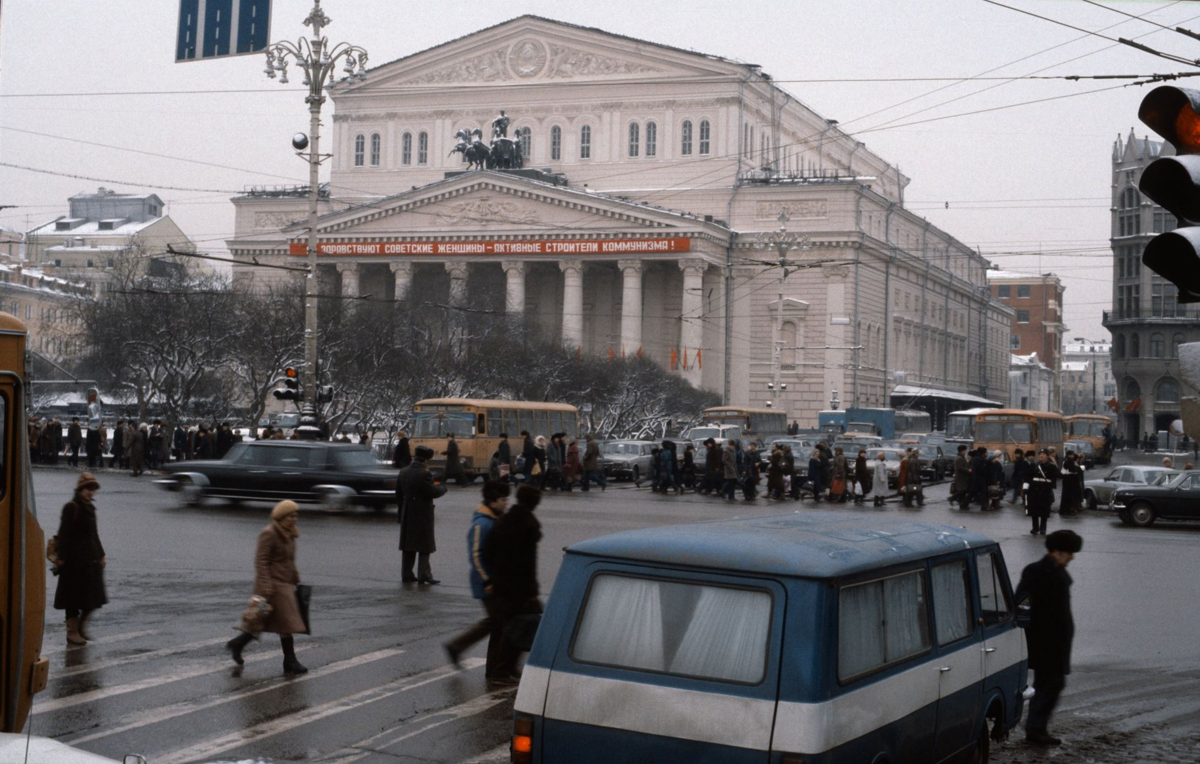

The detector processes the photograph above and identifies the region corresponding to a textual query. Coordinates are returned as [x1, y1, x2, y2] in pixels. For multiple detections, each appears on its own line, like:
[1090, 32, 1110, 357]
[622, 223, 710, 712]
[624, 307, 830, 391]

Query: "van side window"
[571, 574, 773, 685]
[976, 552, 1012, 626]
[931, 560, 973, 645]
[838, 570, 930, 680]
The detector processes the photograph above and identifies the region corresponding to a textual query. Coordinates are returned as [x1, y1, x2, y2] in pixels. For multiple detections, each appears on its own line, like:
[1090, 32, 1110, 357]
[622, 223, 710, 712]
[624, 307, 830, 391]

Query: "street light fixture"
[756, 211, 810, 407]
[264, 0, 367, 437]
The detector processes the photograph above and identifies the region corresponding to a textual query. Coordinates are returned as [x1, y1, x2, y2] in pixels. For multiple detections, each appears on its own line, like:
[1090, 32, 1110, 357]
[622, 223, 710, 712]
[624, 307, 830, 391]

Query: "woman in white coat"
[871, 452, 889, 507]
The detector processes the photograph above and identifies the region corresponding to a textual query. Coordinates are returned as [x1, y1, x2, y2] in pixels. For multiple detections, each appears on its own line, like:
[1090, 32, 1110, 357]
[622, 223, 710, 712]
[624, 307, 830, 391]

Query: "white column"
[445, 262, 469, 356]
[679, 260, 706, 386]
[336, 261, 360, 299]
[560, 260, 584, 348]
[445, 262, 469, 307]
[389, 261, 413, 303]
[502, 261, 526, 316]
[618, 259, 643, 356]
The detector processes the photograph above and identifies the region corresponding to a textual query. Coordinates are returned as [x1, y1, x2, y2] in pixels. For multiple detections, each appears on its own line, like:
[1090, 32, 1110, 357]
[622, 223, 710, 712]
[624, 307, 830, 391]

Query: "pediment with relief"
[398, 38, 664, 86]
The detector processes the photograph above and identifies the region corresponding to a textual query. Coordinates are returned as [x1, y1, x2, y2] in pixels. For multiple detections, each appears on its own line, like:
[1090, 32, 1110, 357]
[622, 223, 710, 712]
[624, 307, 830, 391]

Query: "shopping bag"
[295, 584, 312, 635]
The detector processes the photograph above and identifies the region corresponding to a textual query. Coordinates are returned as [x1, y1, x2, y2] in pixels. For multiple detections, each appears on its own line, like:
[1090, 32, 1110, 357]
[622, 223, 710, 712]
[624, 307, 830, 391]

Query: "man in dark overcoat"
[393, 430, 411, 469]
[1016, 529, 1082, 747]
[397, 445, 447, 584]
[67, 417, 83, 468]
[951, 444, 971, 509]
[54, 472, 107, 645]
[1059, 452, 1084, 516]
[1026, 449, 1060, 535]
[443, 432, 466, 485]
[969, 447, 989, 508]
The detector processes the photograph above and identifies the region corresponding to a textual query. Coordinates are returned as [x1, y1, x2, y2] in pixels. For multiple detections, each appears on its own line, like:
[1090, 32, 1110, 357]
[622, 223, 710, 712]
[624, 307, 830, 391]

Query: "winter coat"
[443, 439, 464, 479]
[855, 456, 871, 491]
[722, 448, 738, 479]
[832, 454, 847, 482]
[252, 524, 306, 635]
[111, 427, 125, 459]
[583, 440, 600, 471]
[783, 450, 796, 477]
[767, 452, 785, 493]
[522, 436, 536, 473]
[128, 429, 146, 470]
[466, 505, 500, 600]
[906, 456, 922, 487]
[396, 462, 447, 553]
[488, 502, 542, 603]
[53, 495, 107, 612]
[872, 460, 888, 494]
[969, 454, 989, 494]
[497, 439, 512, 467]
[1026, 461, 1060, 518]
[194, 431, 214, 460]
[173, 427, 187, 453]
[819, 450, 831, 483]
[952, 454, 970, 493]
[808, 457, 824, 488]
[1012, 458, 1031, 491]
[565, 443, 582, 479]
[216, 429, 234, 458]
[546, 441, 563, 470]
[897, 459, 908, 491]
[393, 437, 411, 469]
[705, 445, 722, 476]
[987, 459, 1004, 487]
[68, 423, 82, 449]
[1015, 555, 1074, 674]
[1060, 459, 1084, 510]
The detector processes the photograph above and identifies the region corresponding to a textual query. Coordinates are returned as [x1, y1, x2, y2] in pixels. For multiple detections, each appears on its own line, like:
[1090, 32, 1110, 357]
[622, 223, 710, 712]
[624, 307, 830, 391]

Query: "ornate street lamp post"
[264, 0, 367, 435]
[755, 211, 809, 408]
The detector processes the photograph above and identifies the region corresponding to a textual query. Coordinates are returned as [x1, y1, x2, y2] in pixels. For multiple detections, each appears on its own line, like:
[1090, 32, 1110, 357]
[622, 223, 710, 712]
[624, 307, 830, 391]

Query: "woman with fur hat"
[226, 500, 308, 674]
[53, 472, 107, 645]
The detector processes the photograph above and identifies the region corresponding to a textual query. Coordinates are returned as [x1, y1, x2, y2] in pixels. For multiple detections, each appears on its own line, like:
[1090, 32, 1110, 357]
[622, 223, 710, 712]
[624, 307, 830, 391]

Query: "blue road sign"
[176, 0, 271, 62]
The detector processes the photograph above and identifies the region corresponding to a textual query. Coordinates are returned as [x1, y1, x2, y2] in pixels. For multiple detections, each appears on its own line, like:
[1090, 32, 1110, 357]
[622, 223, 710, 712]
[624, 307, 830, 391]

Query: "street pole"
[265, 0, 367, 436]
[755, 211, 809, 411]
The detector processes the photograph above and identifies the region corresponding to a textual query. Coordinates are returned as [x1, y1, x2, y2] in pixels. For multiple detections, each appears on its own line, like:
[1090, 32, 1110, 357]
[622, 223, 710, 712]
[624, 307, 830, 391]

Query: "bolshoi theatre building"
[228, 15, 1012, 426]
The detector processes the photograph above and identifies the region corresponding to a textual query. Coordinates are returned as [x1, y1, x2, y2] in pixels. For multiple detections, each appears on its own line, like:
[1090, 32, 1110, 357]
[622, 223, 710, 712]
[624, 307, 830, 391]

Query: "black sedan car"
[156, 441, 398, 510]
[1110, 470, 1200, 527]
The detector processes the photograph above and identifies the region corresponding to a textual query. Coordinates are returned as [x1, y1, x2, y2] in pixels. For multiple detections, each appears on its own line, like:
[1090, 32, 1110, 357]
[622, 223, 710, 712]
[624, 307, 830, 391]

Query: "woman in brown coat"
[226, 500, 308, 674]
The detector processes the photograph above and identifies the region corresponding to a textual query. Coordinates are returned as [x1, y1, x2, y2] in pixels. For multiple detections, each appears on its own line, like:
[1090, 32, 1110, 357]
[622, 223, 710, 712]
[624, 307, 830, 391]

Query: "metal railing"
[1103, 308, 1200, 323]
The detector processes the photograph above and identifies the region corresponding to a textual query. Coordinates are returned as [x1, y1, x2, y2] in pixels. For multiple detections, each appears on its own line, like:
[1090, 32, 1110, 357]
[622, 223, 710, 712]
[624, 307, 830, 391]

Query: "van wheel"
[968, 720, 990, 764]
[1085, 491, 1097, 511]
[1129, 502, 1156, 527]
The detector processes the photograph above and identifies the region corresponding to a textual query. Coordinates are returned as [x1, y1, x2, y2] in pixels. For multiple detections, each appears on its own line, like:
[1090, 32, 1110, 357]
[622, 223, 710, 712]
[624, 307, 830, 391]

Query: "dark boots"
[282, 635, 308, 675]
[226, 631, 254, 666]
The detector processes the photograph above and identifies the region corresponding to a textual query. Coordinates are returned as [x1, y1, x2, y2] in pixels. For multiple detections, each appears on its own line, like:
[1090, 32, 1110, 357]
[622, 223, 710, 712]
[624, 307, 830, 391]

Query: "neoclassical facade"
[228, 16, 1011, 424]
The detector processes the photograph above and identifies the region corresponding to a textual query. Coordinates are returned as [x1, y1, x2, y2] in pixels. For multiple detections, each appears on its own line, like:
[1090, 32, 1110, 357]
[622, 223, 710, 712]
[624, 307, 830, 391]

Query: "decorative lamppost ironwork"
[264, 0, 367, 436]
[755, 211, 810, 407]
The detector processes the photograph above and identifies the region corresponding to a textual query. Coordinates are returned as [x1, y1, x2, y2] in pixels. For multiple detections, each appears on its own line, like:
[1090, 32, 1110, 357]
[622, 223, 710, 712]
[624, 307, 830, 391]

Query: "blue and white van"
[511, 513, 1026, 763]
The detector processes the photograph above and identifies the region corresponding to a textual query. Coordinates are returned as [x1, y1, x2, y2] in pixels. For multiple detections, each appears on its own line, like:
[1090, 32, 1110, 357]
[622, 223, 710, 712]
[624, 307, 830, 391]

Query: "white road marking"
[42, 629, 159, 655]
[54, 637, 228, 678]
[35, 643, 315, 714]
[164, 657, 487, 763]
[462, 743, 512, 764]
[69, 648, 405, 745]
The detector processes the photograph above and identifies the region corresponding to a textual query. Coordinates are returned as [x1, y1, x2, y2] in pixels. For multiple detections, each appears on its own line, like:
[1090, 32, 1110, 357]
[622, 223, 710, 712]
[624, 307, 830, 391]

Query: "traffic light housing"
[273, 367, 300, 402]
[317, 385, 334, 404]
[1137, 86, 1200, 302]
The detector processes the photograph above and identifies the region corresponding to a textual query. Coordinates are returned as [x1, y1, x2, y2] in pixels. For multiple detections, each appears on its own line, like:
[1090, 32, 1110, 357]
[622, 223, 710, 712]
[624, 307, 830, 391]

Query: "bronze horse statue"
[450, 128, 490, 170]
[487, 136, 523, 170]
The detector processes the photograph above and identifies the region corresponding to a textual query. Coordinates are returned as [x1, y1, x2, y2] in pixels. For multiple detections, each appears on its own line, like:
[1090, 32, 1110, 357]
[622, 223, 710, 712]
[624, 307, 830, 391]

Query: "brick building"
[988, 271, 1066, 409]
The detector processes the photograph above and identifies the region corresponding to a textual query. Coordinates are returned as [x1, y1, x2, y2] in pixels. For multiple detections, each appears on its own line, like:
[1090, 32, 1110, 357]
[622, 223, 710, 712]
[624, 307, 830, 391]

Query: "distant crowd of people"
[29, 417, 250, 476]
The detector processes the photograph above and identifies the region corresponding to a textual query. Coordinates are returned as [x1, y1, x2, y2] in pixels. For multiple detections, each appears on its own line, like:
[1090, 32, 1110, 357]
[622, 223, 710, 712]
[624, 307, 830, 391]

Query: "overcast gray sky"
[2, 0, 1194, 339]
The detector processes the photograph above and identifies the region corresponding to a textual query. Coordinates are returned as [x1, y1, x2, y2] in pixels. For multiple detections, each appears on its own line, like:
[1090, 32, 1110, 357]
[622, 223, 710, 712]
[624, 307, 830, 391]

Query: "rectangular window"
[1010, 334, 1020, 350]
[645, 121, 657, 157]
[402, 133, 412, 165]
[564, 412, 578, 438]
[418, 132, 428, 164]
[503, 410, 519, 437]
[486, 409, 501, 436]
[681, 121, 693, 156]
[699, 120, 711, 155]
[838, 570, 930, 680]
[997, 285, 1010, 298]
[550, 126, 561, 161]
[580, 125, 591, 160]
[571, 574, 773, 684]
[629, 123, 640, 157]
[1017, 284, 1031, 298]
[932, 560, 973, 645]
[1017, 310, 1030, 323]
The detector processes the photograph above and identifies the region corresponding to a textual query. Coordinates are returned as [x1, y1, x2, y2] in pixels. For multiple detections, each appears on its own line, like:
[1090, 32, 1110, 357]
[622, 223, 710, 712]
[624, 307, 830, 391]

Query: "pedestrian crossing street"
[34, 626, 517, 763]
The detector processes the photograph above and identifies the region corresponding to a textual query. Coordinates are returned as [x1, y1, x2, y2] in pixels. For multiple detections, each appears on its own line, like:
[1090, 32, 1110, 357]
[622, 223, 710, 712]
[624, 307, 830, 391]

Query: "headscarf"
[270, 500, 300, 538]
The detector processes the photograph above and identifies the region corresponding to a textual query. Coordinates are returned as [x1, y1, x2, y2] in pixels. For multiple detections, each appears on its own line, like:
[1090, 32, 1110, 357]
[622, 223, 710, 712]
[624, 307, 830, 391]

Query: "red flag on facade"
[696, 349, 702, 369]
[1107, 397, 1119, 412]
[1126, 397, 1141, 412]
[682, 348, 689, 369]
[670, 349, 678, 370]
[607, 347, 615, 363]
[637, 347, 643, 359]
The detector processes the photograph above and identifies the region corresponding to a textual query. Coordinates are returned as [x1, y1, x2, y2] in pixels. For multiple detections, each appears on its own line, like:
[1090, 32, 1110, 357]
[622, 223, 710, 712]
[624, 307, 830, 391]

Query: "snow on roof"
[1064, 341, 1110, 353]
[987, 270, 1061, 281]
[29, 217, 159, 237]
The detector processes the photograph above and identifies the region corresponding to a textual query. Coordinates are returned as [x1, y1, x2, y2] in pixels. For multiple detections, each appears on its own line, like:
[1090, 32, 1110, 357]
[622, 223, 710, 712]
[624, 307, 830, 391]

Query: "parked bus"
[0, 313, 49, 734]
[1065, 414, 1114, 464]
[945, 407, 993, 444]
[701, 407, 788, 439]
[410, 398, 580, 480]
[973, 409, 1064, 461]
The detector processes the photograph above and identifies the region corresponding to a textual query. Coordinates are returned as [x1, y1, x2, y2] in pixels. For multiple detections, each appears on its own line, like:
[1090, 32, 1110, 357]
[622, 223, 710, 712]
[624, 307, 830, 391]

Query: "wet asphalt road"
[24, 459, 1200, 763]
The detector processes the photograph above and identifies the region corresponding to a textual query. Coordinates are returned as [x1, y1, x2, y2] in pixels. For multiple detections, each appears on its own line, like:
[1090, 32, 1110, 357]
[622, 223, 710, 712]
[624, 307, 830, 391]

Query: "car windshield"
[602, 442, 643, 455]
[332, 448, 380, 469]
[1151, 470, 1180, 486]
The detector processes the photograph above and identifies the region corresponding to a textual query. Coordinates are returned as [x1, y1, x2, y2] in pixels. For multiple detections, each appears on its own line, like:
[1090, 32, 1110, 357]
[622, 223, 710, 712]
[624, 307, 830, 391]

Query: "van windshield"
[571, 574, 772, 685]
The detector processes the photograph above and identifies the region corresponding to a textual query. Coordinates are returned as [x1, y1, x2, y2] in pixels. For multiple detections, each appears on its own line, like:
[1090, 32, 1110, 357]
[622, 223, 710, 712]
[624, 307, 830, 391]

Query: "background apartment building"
[988, 270, 1066, 409]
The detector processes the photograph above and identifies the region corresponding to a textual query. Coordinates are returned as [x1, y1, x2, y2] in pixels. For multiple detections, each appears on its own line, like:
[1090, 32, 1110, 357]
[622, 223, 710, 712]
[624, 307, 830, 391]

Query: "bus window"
[547, 411, 562, 434]
[564, 412, 578, 439]
[518, 410, 532, 435]
[444, 415, 475, 438]
[536, 411, 550, 437]
[1007, 422, 1032, 442]
[504, 410, 519, 436]
[977, 422, 1004, 441]
[413, 415, 441, 437]
[477, 413, 486, 436]
[487, 409, 501, 433]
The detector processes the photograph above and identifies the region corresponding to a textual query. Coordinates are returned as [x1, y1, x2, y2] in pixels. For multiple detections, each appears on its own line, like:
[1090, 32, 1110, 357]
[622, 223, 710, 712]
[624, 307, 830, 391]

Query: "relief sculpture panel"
[755, 200, 828, 221]
[432, 197, 541, 226]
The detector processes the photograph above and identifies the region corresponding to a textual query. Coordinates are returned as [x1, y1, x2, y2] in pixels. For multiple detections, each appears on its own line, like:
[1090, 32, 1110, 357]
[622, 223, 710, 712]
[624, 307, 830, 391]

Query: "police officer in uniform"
[1025, 448, 1060, 536]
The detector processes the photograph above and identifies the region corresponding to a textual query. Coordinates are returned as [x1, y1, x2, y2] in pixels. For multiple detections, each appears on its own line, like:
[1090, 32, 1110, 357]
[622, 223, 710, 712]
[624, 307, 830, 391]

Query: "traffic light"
[1137, 86, 1200, 302]
[273, 367, 300, 402]
[317, 385, 334, 404]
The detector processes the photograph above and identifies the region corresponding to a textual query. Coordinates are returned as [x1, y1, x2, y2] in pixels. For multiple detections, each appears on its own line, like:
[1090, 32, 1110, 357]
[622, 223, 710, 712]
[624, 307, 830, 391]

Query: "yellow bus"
[1065, 414, 1114, 464]
[973, 409, 1064, 461]
[699, 407, 788, 439]
[0, 313, 49, 733]
[410, 398, 581, 480]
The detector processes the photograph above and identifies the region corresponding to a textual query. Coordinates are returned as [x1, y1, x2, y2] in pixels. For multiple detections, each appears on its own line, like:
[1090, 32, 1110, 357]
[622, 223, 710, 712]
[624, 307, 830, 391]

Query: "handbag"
[831, 478, 846, 495]
[295, 584, 312, 635]
[531, 461, 542, 477]
[238, 595, 272, 635]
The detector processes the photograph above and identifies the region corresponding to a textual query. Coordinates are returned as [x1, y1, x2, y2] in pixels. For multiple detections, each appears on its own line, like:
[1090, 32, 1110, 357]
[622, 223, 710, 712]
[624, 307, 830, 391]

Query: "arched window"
[781, 321, 798, 365]
[645, 121, 657, 157]
[1156, 377, 1181, 404]
[417, 132, 428, 164]
[354, 134, 365, 167]
[628, 123, 640, 157]
[579, 124, 591, 159]
[550, 125, 562, 161]
[369, 133, 381, 166]
[1130, 332, 1140, 358]
[681, 120, 693, 156]
[1172, 332, 1185, 357]
[1115, 334, 1126, 359]
[699, 119, 711, 155]
[1125, 378, 1141, 401]
[401, 132, 412, 165]
[517, 126, 531, 161]
[1149, 332, 1165, 358]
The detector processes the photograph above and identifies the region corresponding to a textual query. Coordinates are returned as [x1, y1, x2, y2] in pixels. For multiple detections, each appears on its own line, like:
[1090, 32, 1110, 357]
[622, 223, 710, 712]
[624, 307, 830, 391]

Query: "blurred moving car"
[1111, 470, 1200, 526]
[599, 440, 656, 482]
[1084, 465, 1177, 510]
[155, 441, 397, 510]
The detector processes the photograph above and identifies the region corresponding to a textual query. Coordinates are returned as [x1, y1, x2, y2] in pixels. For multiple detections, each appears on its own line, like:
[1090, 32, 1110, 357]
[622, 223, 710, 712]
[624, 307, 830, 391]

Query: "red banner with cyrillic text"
[287, 237, 691, 257]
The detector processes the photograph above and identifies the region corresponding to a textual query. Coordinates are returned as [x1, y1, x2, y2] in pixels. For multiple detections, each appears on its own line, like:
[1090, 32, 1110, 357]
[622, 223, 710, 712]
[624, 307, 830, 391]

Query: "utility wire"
[1079, 0, 1200, 41]
[0, 161, 240, 194]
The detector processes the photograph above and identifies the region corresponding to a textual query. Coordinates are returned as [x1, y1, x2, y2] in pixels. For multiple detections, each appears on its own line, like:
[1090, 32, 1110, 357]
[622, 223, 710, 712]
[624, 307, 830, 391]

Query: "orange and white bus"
[410, 398, 580, 480]
[1065, 414, 1114, 464]
[973, 409, 1064, 461]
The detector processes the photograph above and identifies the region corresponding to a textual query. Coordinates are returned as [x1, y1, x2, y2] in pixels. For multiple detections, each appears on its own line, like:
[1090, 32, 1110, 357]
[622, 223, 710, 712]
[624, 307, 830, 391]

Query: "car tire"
[1129, 502, 1156, 527]
[180, 478, 204, 507]
[1085, 491, 1097, 511]
[632, 466, 640, 484]
[318, 486, 352, 511]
